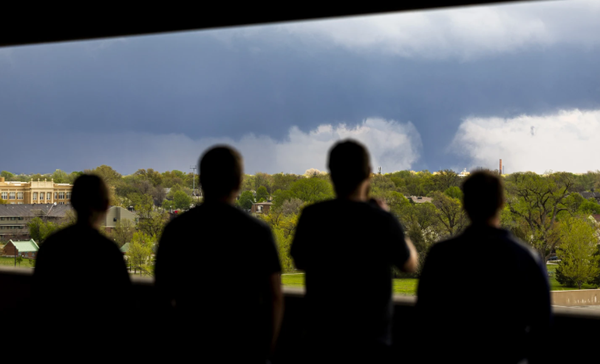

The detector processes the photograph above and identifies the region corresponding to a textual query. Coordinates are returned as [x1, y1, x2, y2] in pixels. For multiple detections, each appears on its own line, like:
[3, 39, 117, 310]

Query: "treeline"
[6, 167, 600, 287]
[238, 169, 600, 287]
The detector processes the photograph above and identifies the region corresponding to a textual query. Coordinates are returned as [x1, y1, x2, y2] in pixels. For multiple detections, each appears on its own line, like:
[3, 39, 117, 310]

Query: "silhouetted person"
[416, 171, 551, 364]
[290, 139, 418, 364]
[33, 174, 131, 359]
[155, 145, 283, 364]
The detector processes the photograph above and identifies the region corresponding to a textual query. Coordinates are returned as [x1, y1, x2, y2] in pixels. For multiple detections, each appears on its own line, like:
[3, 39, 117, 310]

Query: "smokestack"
[499, 159, 503, 175]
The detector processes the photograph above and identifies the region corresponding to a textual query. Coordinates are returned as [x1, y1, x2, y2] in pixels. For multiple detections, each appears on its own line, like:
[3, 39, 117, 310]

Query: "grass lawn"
[281, 273, 304, 287]
[0, 256, 35, 268]
[393, 279, 418, 295]
[282, 273, 419, 295]
[546, 264, 596, 291]
[282, 266, 594, 294]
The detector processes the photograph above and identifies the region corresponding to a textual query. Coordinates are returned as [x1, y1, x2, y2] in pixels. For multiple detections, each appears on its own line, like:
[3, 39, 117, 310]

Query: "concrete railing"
[551, 289, 600, 306]
[2, 266, 600, 363]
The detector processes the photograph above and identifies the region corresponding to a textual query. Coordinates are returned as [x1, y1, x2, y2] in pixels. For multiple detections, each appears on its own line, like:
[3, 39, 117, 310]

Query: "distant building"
[100, 206, 138, 233]
[581, 192, 600, 204]
[251, 202, 272, 214]
[0, 204, 73, 241]
[0, 177, 72, 205]
[458, 168, 470, 178]
[409, 196, 433, 204]
[3, 239, 39, 259]
[120, 242, 130, 255]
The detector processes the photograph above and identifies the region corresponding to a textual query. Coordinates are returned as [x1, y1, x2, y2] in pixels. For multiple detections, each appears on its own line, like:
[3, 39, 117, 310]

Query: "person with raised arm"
[291, 139, 418, 364]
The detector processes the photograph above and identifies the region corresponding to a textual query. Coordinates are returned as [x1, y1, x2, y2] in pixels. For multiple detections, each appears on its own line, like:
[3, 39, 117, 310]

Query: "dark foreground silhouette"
[32, 175, 131, 360]
[155, 146, 282, 364]
[291, 140, 417, 364]
[416, 171, 551, 364]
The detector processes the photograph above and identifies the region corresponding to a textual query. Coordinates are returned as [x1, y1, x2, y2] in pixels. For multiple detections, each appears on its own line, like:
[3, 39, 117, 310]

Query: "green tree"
[237, 191, 255, 210]
[240, 174, 256, 192]
[271, 173, 301, 192]
[138, 210, 169, 240]
[133, 168, 163, 187]
[433, 170, 461, 192]
[162, 200, 175, 211]
[431, 191, 466, 237]
[133, 197, 169, 239]
[86, 165, 122, 187]
[370, 175, 398, 199]
[562, 192, 585, 214]
[0, 198, 7, 204]
[111, 219, 135, 248]
[273, 227, 294, 272]
[578, 199, 600, 215]
[127, 232, 155, 275]
[256, 186, 269, 201]
[505, 172, 575, 261]
[555, 216, 600, 289]
[254, 172, 274, 194]
[51, 169, 69, 183]
[1, 171, 15, 179]
[399, 202, 442, 277]
[173, 190, 193, 210]
[288, 178, 334, 204]
[386, 192, 412, 219]
[162, 170, 186, 188]
[278, 198, 304, 216]
[272, 189, 294, 210]
[27, 217, 59, 244]
[572, 171, 600, 192]
[444, 186, 463, 200]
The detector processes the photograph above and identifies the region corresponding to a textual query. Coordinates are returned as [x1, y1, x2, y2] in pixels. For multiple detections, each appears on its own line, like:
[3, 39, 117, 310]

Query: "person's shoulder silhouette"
[32, 174, 131, 359]
[155, 145, 283, 364]
[416, 171, 551, 364]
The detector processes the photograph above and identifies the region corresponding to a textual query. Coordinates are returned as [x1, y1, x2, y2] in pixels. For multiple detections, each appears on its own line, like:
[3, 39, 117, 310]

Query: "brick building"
[251, 202, 272, 214]
[3, 239, 39, 259]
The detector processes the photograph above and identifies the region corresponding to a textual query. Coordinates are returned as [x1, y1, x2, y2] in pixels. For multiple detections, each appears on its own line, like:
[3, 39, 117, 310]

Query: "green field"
[1, 260, 594, 292]
[282, 266, 594, 295]
[546, 264, 596, 291]
[282, 273, 418, 295]
[0, 256, 35, 268]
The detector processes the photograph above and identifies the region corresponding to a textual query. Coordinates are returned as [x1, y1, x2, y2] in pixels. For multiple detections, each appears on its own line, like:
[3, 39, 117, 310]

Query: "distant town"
[1, 164, 600, 293]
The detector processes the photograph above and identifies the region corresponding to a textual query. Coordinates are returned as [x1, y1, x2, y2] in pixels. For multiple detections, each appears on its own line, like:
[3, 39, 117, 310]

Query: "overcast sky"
[1, 0, 600, 175]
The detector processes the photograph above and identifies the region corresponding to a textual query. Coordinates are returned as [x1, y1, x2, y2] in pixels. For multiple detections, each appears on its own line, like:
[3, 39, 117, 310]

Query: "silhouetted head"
[199, 145, 243, 201]
[461, 171, 505, 224]
[71, 174, 110, 221]
[328, 139, 371, 197]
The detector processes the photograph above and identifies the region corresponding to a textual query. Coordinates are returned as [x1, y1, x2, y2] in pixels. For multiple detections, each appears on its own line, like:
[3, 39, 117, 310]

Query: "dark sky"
[1, 1, 600, 175]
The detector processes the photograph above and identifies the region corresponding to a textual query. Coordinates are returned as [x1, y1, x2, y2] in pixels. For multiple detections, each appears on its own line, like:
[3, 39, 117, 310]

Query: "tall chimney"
[499, 159, 503, 175]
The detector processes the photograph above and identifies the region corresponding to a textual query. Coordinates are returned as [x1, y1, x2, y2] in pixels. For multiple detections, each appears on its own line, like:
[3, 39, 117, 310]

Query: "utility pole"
[190, 166, 197, 202]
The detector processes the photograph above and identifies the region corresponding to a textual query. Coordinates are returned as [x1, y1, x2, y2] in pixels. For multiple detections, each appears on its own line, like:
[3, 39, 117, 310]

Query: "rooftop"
[0, 204, 72, 218]
[8, 239, 39, 252]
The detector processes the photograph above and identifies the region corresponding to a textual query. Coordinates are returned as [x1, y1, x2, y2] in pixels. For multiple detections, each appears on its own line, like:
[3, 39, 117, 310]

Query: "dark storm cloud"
[1, 1, 600, 174]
